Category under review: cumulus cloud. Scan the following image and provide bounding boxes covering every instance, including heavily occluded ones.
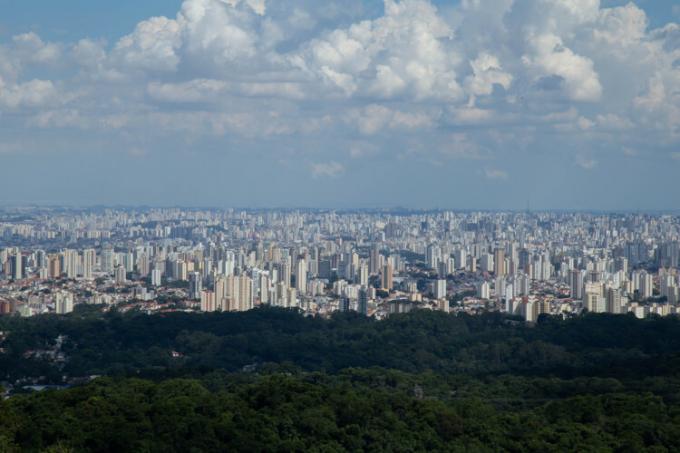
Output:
[293,0,462,100]
[523,33,602,102]
[0,78,58,108]
[465,52,512,100]
[112,16,182,73]
[0,0,677,172]
[12,32,62,64]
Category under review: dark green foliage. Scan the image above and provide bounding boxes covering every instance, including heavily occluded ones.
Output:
[2,371,680,452]
[2,309,680,451]
[3,308,680,381]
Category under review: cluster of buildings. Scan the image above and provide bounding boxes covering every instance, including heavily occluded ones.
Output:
[1,208,679,322]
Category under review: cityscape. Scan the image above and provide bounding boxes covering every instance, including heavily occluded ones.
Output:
[2,0,680,450]
[1,207,679,322]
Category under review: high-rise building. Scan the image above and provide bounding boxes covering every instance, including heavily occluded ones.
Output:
[151,269,162,287]
[426,244,440,270]
[11,253,23,280]
[55,291,74,315]
[480,254,494,273]
[137,253,150,278]
[200,290,216,312]
[190,272,202,300]
[359,262,369,287]
[370,245,380,275]
[477,281,490,299]
[114,266,127,285]
[639,271,653,300]
[101,248,115,274]
[296,259,307,295]
[238,275,254,311]
[259,274,270,305]
[454,249,467,270]
[62,249,79,279]
[381,264,393,291]
[82,249,96,280]
[48,255,61,279]
[434,279,447,299]
[570,269,583,301]
[358,287,369,316]
[606,287,625,314]
[494,248,506,277]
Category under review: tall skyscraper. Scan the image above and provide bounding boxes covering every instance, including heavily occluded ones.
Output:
[640,271,653,300]
[358,287,369,316]
[381,264,393,291]
[151,269,162,287]
[101,248,115,273]
[83,249,96,280]
[63,249,79,279]
[434,279,447,299]
[11,253,22,280]
[296,258,307,295]
[190,272,202,300]
[370,245,380,275]
[48,255,61,279]
[494,248,506,277]
[359,262,369,287]
[426,244,440,270]
[570,269,583,301]
[477,281,490,299]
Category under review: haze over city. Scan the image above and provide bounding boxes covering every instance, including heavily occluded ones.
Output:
[1,0,679,209]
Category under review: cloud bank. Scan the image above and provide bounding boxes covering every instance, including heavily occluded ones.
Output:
[0,0,678,203]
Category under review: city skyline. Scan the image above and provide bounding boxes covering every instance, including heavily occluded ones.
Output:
[1,0,679,210]
[3,2,680,450]
[2,206,680,322]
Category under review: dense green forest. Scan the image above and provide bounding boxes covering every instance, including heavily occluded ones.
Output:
[2,308,680,451]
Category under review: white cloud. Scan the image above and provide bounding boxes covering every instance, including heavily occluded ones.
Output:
[294,0,462,100]
[465,52,512,100]
[524,33,602,102]
[12,32,61,64]
[0,77,58,108]
[348,104,435,135]
[72,39,107,69]
[113,16,182,72]
[450,106,494,124]
[594,3,647,48]
[310,161,345,178]
[0,0,678,170]
[547,0,600,24]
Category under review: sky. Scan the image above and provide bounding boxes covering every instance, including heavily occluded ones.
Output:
[0,0,679,210]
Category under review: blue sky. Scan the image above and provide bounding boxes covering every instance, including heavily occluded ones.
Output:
[0,0,679,210]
